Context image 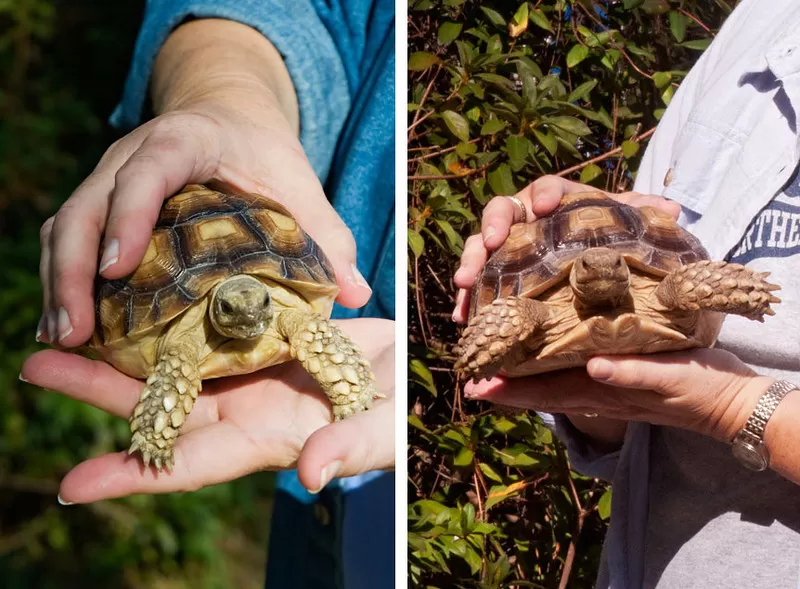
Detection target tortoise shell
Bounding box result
[471,191,709,314]
[94,184,337,346]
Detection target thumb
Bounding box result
[314,221,373,310]
[296,400,394,493]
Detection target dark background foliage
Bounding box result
[1,2,274,587]
[408,1,733,587]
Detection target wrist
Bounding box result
[151,18,299,131]
[715,375,775,443]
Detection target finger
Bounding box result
[452,288,470,324]
[296,399,394,493]
[21,350,218,433]
[101,127,220,280]
[38,216,55,343]
[481,196,526,249]
[525,176,588,217]
[463,369,605,413]
[21,349,144,417]
[454,234,488,289]
[612,192,681,219]
[585,349,754,394]
[49,178,108,345]
[57,420,305,503]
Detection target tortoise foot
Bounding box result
[656,261,781,321]
[277,310,379,420]
[455,296,550,382]
[129,342,201,471]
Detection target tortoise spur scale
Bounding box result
[455,191,781,382]
[82,183,379,471]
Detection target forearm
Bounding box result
[151,18,299,132]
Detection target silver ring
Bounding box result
[505,195,528,224]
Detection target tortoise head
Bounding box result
[569,247,631,307]
[209,275,273,339]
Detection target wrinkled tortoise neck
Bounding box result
[569,247,632,308]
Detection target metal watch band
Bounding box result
[740,380,798,441]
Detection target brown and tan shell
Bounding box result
[92,183,338,347]
[470,191,709,315]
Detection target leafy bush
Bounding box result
[1,2,273,587]
[407,1,732,586]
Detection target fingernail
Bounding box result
[35,314,47,342]
[453,267,465,282]
[350,264,372,291]
[99,239,119,273]
[57,307,73,342]
[18,373,30,383]
[452,290,466,322]
[57,494,75,506]
[484,226,496,242]
[309,460,343,494]
[589,358,615,381]
[47,310,58,342]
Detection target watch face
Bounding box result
[732,440,769,471]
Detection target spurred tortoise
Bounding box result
[455,191,781,381]
[84,183,378,471]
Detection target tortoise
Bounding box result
[455,191,781,381]
[84,183,378,471]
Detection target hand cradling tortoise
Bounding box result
[78,183,378,471]
[455,191,781,381]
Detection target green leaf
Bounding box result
[680,38,712,51]
[598,488,613,520]
[408,51,441,71]
[453,447,474,467]
[579,163,603,184]
[435,218,465,254]
[529,8,552,32]
[652,71,672,89]
[408,413,430,433]
[533,129,557,155]
[506,135,531,170]
[478,462,504,483]
[408,229,425,257]
[509,3,529,37]
[438,22,463,45]
[487,164,516,195]
[544,115,591,136]
[668,11,687,43]
[566,44,589,68]
[409,358,437,396]
[621,140,639,159]
[479,6,506,26]
[480,119,508,135]
[567,79,597,103]
[441,110,470,142]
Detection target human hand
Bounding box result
[452,175,682,323]
[39,19,371,347]
[20,318,395,503]
[464,347,773,444]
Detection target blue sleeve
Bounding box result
[538,413,621,482]
[110,0,384,182]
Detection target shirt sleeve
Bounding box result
[109,0,353,182]
[538,413,622,482]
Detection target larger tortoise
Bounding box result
[455,192,780,381]
[85,183,378,471]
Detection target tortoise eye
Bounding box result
[220,300,234,314]
[263,292,271,308]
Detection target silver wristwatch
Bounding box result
[731,380,798,471]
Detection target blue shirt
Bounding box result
[111,2,395,587]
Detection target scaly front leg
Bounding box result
[277,310,379,420]
[129,341,201,471]
[655,260,780,321]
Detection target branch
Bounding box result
[555,127,655,178]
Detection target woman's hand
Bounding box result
[464,348,771,444]
[39,19,371,347]
[452,176,681,323]
[20,318,395,503]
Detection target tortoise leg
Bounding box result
[129,341,201,472]
[455,296,551,382]
[276,310,379,420]
[655,261,780,321]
